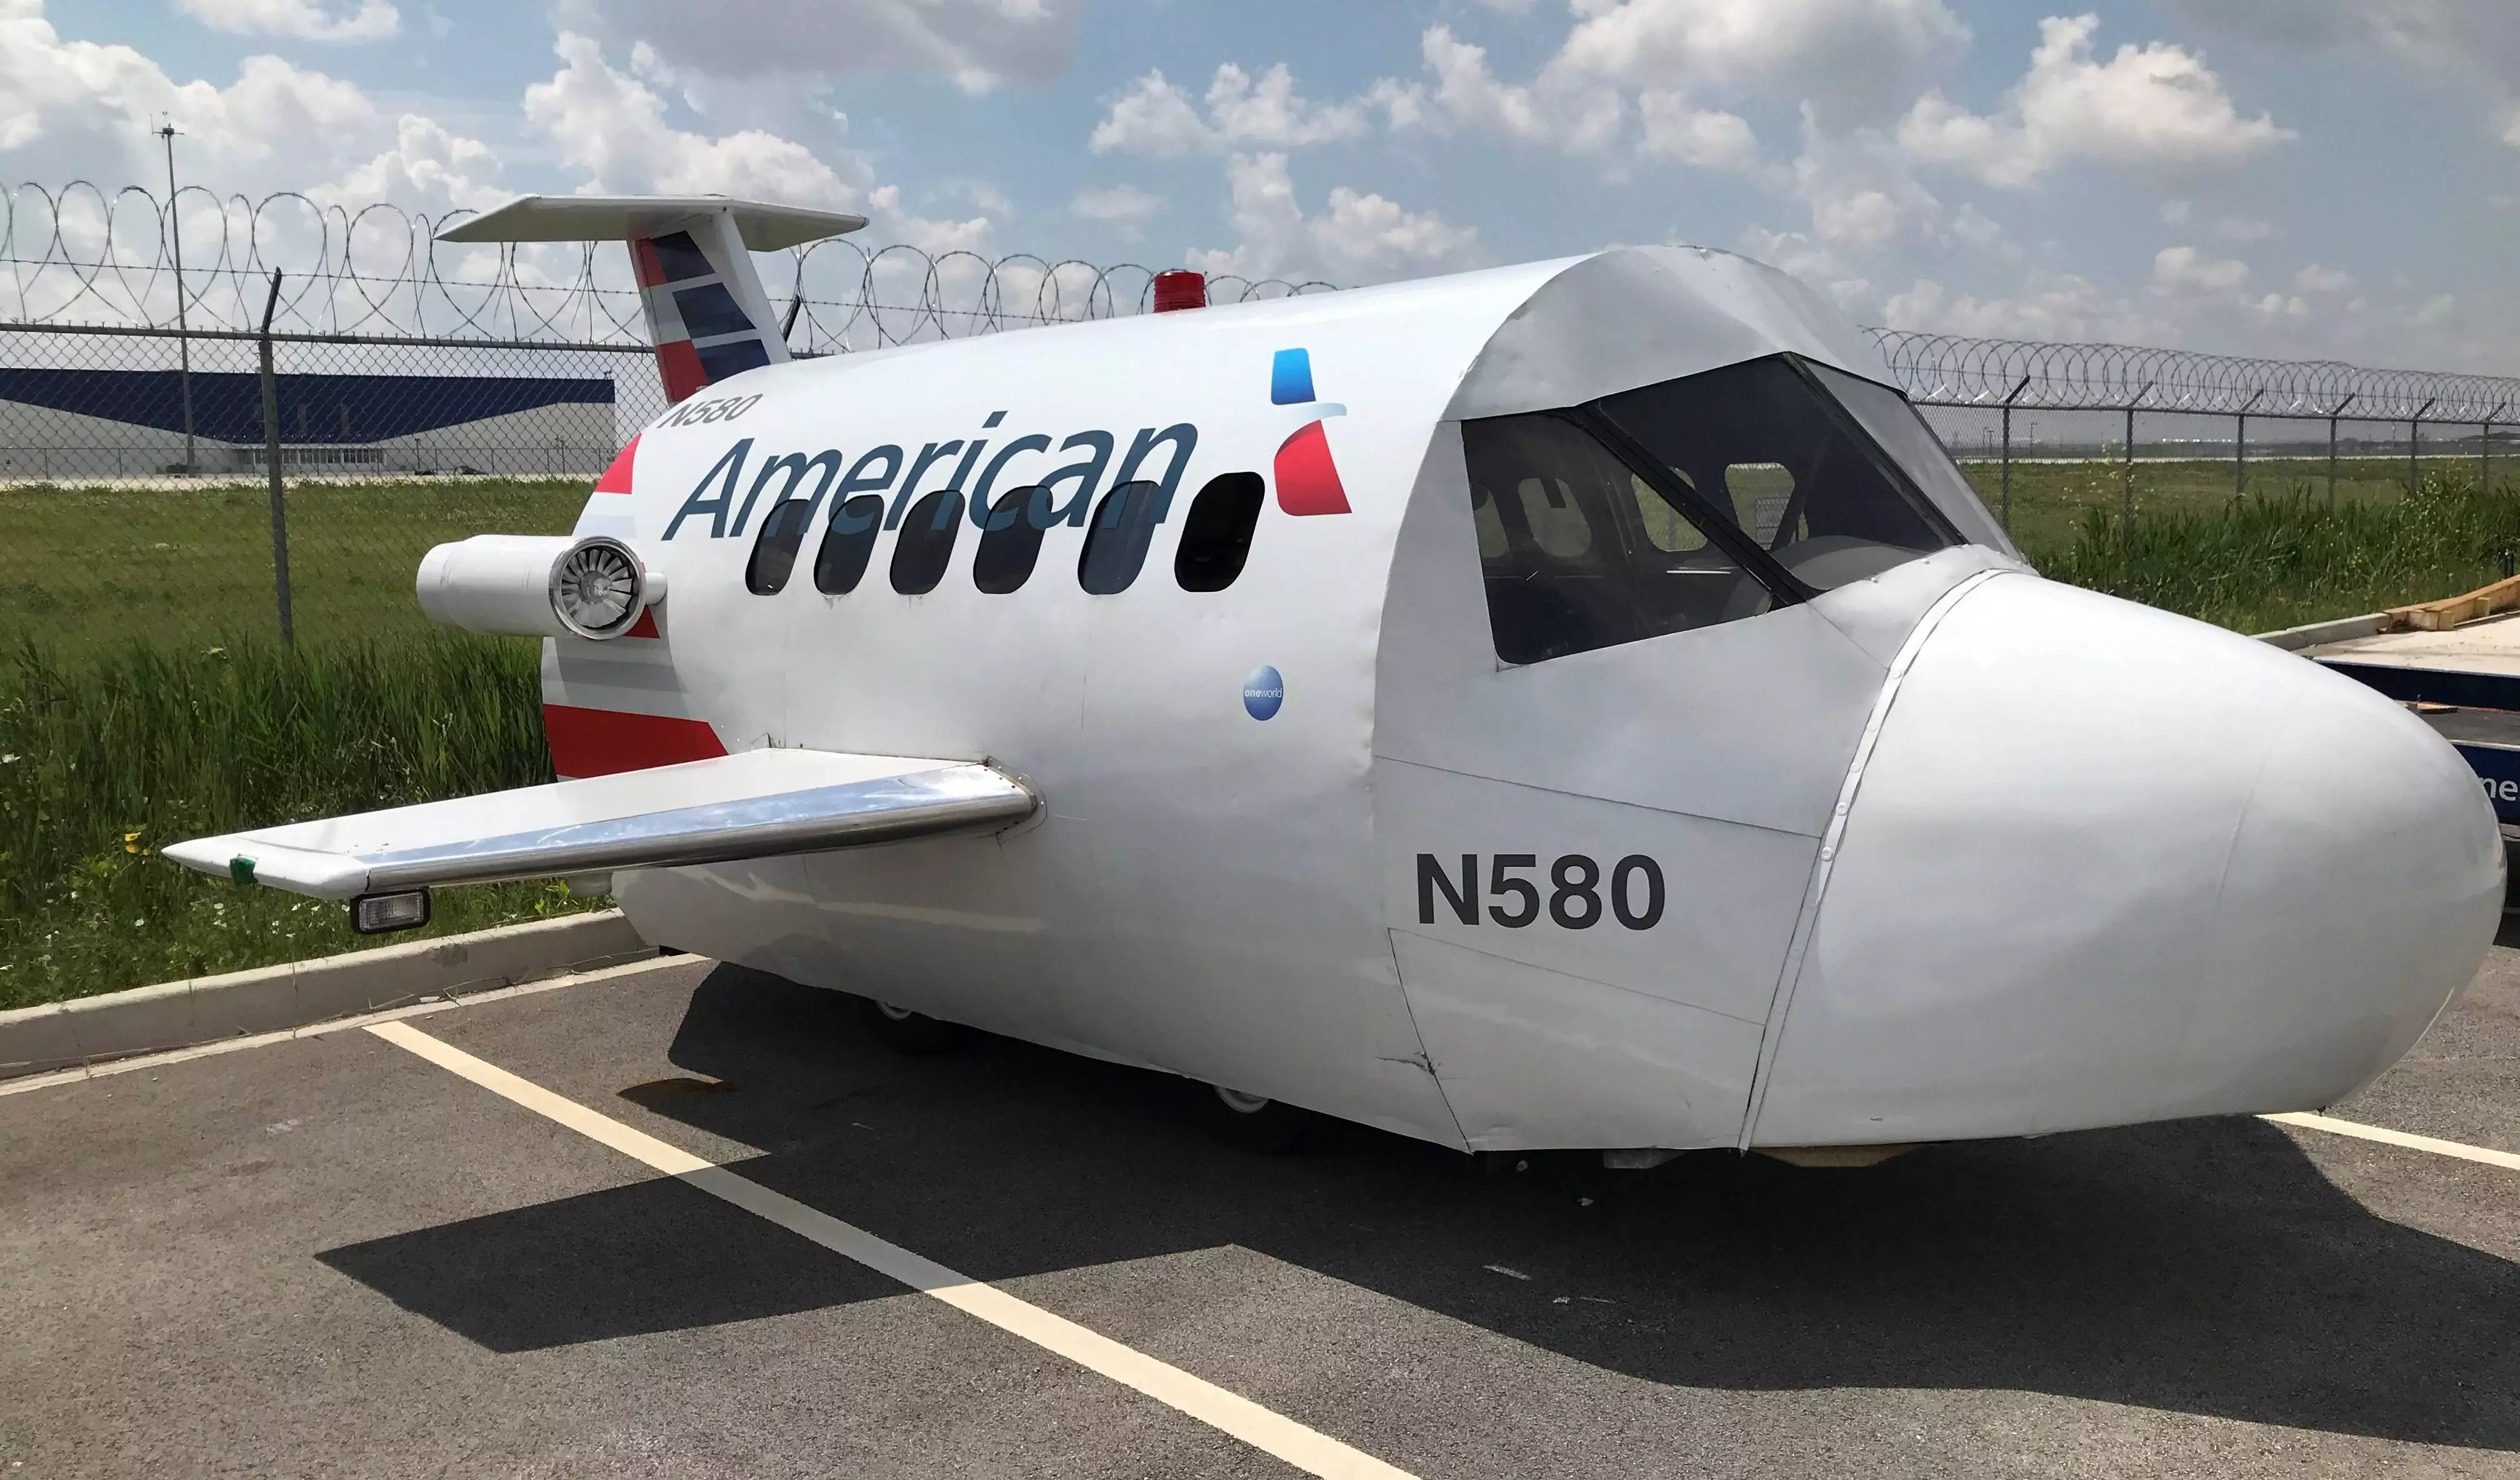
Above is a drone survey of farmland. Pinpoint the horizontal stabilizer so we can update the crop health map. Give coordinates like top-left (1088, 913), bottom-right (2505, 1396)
top-left (162, 750), bottom-right (1037, 900)
top-left (436, 196), bottom-right (867, 251)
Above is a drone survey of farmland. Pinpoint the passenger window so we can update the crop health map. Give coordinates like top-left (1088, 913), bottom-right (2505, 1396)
top-left (1471, 484), bottom-right (1509, 560)
top-left (812, 495), bottom-right (884, 594)
top-left (1629, 474), bottom-right (1707, 554)
top-left (1174, 472), bottom-right (1263, 592)
top-left (1516, 478), bottom-right (1592, 558)
top-left (1598, 356), bottom-right (1961, 591)
top-left (1078, 480), bottom-right (1160, 595)
top-left (890, 489), bottom-right (963, 595)
top-left (1461, 413), bottom-right (1772, 666)
top-left (972, 487), bottom-right (1044, 594)
top-left (745, 498), bottom-right (818, 594)
top-left (1725, 462), bottom-right (1798, 545)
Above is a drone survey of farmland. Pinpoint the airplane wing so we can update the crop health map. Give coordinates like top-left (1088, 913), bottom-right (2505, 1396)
top-left (163, 749), bottom-right (1038, 901)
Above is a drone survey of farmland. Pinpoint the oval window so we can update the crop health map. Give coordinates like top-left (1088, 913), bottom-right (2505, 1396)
top-left (813, 494), bottom-right (885, 594)
top-left (745, 498), bottom-right (818, 594)
top-left (891, 489), bottom-right (964, 595)
top-left (972, 486), bottom-right (1044, 594)
top-left (1174, 472), bottom-right (1263, 592)
top-left (1078, 480), bottom-right (1160, 595)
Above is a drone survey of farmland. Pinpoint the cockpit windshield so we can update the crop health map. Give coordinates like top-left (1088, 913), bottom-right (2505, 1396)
top-left (1460, 353), bottom-right (2008, 668)
top-left (1594, 355), bottom-right (1969, 591)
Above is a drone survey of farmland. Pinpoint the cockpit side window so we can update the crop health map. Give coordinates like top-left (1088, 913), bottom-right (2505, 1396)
top-left (1461, 414), bottom-right (1773, 667)
top-left (1594, 355), bottom-right (1963, 592)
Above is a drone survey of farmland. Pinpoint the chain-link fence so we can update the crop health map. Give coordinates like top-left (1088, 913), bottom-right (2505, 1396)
top-left (6, 182), bottom-right (2518, 650)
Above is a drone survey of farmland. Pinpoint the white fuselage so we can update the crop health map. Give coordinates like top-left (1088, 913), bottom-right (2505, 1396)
top-left (545, 248), bottom-right (2501, 1154)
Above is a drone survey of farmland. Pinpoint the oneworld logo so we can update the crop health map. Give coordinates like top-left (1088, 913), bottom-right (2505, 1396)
top-left (1242, 665), bottom-right (1285, 721)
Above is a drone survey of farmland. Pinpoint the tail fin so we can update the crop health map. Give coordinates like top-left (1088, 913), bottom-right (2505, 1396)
top-left (438, 196), bottom-right (866, 404)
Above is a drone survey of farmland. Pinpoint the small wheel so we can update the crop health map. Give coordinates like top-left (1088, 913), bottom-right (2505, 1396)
top-left (1199, 1084), bottom-right (1314, 1154)
top-left (859, 997), bottom-right (959, 1055)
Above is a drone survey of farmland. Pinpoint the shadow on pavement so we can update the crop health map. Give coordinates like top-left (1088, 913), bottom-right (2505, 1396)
top-left (322, 963), bottom-right (2520, 1451)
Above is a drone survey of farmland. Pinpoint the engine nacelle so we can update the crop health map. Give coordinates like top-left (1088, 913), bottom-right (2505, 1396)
top-left (415, 534), bottom-right (666, 641)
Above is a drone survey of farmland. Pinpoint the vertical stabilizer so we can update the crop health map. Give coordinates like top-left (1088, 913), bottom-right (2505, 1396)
top-left (437, 196), bottom-right (867, 404)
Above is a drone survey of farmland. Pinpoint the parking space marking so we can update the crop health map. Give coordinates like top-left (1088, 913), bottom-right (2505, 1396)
top-left (2264, 1111), bottom-right (2520, 1172)
top-left (364, 1019), bottom-right (1419, 1480)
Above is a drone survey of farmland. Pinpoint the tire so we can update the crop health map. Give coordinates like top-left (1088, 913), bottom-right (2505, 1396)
top-left (1199, 1084), bottom-right (1314, 1154)
top-left (859, 997), bottom-right (960, 1055)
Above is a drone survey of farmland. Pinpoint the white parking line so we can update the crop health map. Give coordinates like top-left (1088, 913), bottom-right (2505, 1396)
top-left (364, 1019), bottom-right (1419, 1480)
top-left (2262, 1111), bottom-right (2520, 1172)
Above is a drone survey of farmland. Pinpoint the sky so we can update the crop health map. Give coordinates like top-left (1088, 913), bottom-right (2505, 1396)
top-left (6, 0), bottom-right (2518, 374)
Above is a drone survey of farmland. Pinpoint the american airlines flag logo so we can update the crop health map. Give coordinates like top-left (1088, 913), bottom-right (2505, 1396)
top-left (1270, 347), bottom-right (1350, 516)
top-left (631, 229), bottom-right (777, 404)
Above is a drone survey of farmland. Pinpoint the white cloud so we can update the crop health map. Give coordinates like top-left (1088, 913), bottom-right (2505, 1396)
top-left (2252, 292), bottom-right (2307, 319)
top-left (322, 112), bottom-right (503, 215)
top-left (1736, 224), bottom-right (1871, 309)
top-left (2158, 0), bottom-right (2520, 149)
top-left (2293, 263), bottom-right (2354, 294)
top-left (864, 183), bottom-right (990, 255)
top-left (1635, 93), bottom-right (1759, 170)
top-left (1882, 272), bottom-right (2160, 342)
top-left (2152, 244), bottom-right (2251, 294)
top-left (1787, 108), bottom-right (1942, 252)
top-left (1900, 14), bottom-right (2291, 186)
top-left (522, 32), bottom-right (866, 206)
top-left (1088, 71), bottom-right (1211, 158)
top-left (1070, 183), bottom-right (1163, 236)
top-left (0, 2), bottom-right (382, 186)
top-left (1404, 25), bottom-right (1624, 152)
top-left (1089, 63), bottom-right (1378, 157)
top-left (2415, 292), bottom-right (2456, 326)
top-left (174, 0), bottom-right (398, 43)
top-left (1186, 152), bottom-right (1476, 284)
top-left (1556, 0), bottom-right (1969, 124)
top-left (2215, 216), bottom-right (2274, 241)
top-left (554, 0), bottom-right (1081, 95)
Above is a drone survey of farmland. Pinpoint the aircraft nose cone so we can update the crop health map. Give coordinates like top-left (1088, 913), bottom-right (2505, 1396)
top-left (1752, 574), bottom-right (2503, 1148)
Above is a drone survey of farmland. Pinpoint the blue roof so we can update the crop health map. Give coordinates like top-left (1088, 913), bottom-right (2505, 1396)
top-left (0, 369), bottom-right (614, 444)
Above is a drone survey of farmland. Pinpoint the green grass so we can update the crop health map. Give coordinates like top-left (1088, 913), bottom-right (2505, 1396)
top-left (0, 632), bottom-right (598, 1012)
top-left (0, 478), bottom-right (590, 656)
top-left (1960, 454), bottom-right (2484, 556)
top-left (2011, 471), bottom-right (2520, 634)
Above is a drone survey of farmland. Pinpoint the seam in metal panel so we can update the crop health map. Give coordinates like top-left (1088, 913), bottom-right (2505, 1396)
top-left (1733, 566), bottom-right (2012, 1150)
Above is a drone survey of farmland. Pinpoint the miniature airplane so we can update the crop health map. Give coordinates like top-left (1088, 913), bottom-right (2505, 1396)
top-left (169, 194), bottom-right (2504, 1163)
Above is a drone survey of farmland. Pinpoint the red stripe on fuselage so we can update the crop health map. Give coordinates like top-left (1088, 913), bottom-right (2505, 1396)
top-left (656, 339), bottom-right (707, 404)
top-left (592, 434), bottom-right (639, 493)
top-left (544, 704), bottom-right (726, 779)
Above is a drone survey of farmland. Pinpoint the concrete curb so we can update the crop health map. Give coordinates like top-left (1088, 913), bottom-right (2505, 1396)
top-left (0, 910), bottom-right (655, 1081)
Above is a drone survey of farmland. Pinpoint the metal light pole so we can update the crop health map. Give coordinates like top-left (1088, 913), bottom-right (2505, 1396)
top-left (159, 121), bottom-right (196, 478)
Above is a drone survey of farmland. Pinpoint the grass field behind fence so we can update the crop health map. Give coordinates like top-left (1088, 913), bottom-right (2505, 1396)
top-left (0, 477), bottom-right (590, 655)
top-left (4, 461), bottom-right (2519, 1009)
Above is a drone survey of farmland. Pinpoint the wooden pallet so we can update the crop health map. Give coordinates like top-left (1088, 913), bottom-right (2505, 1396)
top-left (2383, 573), bottom-right (2520, 632)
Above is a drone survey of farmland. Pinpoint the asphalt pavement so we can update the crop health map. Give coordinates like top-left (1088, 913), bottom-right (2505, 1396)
top-left (6, 942), bottom-right (2520, 1478)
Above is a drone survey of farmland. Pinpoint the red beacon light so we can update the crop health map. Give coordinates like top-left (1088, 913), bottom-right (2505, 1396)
top-left (1152, 269), bottom-right (1206, 312)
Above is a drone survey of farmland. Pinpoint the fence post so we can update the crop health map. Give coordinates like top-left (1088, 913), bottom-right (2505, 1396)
top-left (2325, 394), bottom-right (2356, 506)
top-left (2000, 374), bottom-right (2030, 533)
top-left (2409, 399), bottom-right (2435, 496)
top-left (2121, 381), bottom-right (2152, 521)
top-left (258, 269), bottom-right (294, 646)
top-left (2234, 388), bottom-right (2265, 496)
top-left (2486, 402), bottom-right (2508, 494)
